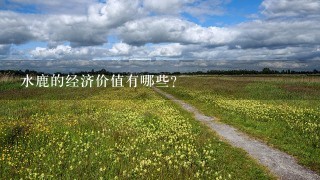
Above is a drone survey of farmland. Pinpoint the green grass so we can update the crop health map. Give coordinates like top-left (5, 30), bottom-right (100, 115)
top-left (162, 75), bottom-right (320, 174)
top-left (0, 81), bottom-right (274, 179)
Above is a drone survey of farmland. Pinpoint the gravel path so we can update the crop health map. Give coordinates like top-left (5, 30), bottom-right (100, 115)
top-left (153, 87), bottom-right (320, 180)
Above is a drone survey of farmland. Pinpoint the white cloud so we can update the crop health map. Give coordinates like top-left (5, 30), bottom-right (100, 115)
top-left (191, 45), bottom-right (320, 61)
top-left (0, 0), bottom-right (149, 47)
top-left (143, 0), bottom-right (192, 14)
top-left (30, 45), bottom-right (92, 60)
top-left (0, 12), bottom-right (35, 44)
top-left (1, 0), bottom-right (320, 61)
top-left (118, 17), bottom-right (237, 46)
top-left (0, 11), bottom-right (107, 46)
top-left (88, 0), bottom-right (145, 27)
top-left (232, 19), bottom-right (320, 49)
top-left (143, 0), bottom-right (226, 18)
top-left (261, 0), bottom-right (320, 18)
top-left (110, 43), bottom-right (135, 55)
top-left (149, 43), bottom-right (184, 57)
top-left (257, 61), bottom-right (307, 69)
top-left (43, 15), bottom-right (109, 47)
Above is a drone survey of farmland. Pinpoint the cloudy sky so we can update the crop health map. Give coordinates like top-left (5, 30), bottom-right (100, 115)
top-left (0, 0), bottom-right (320, 71)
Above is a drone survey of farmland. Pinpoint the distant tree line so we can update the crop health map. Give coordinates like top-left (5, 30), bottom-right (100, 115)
top-left (0, 68), bottom-right (319, 76)
top-left (199, 68), bottom-right (320, 75)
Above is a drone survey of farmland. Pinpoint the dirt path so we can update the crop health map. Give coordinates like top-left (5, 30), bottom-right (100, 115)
top-left (153, 87), bottom-right (320, 180)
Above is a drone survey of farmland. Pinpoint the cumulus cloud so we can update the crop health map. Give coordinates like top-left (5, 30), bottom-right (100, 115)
top-left (88, 0), bottom-right (145, 28)
top-left (149, 43), bottom-right (185, 57)
top-left (29, 43), bottom-right (149, 60)
top-left (190, 45), bottom-right (320, 61)
top-left (39, 0), bottom-right (146, 47)
top-left (0, 0), bottom-right (149, 47)
top-left (0, 12), bottom-right (110, 47)
top-left (143, 0), bottom-right (191, 14)
top-left (0, 0), bottom-right (320, 62)
top-left (109, 43), bottom-right (136, 56)
top-left (42, 15), bottom-right (109, 47)
top-left (261, 0), bottom-right (320, 18)
top-left (0, 12), bottom-right (35, 45)
top-left (231, 19), bottom-right (320, 49)
top-left (27, 42), bottom-right (320, 62)
top-left (143, 0), bottom-right (227, 18)
top-left (118, 17), bottom-right (237, 46)
top-left (30, 45), bottom-right (93, 60)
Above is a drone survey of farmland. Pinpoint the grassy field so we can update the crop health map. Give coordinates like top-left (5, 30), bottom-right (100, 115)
top-left (162, 75), bottom-right (320, 174)
top-left (0, 78), bottom-right (274, 179)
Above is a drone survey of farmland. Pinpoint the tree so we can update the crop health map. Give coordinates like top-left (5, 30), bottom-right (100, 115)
top-left (262, 68), bottom-right (272, 74)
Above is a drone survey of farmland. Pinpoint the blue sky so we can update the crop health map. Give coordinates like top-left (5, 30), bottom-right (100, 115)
top-left (0, 0), bottom-right (320, 71)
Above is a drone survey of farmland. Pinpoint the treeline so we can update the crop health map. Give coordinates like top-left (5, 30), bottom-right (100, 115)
top-left (195, 68), bottom-right (320, 75)
top-left (0, 68), bottom-right (319, 76)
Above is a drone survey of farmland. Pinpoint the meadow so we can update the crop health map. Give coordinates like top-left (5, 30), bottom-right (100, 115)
top-left (162, 75), bottom-right (320, 174)
top-left (0, 76), bottom-right (274, 179)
